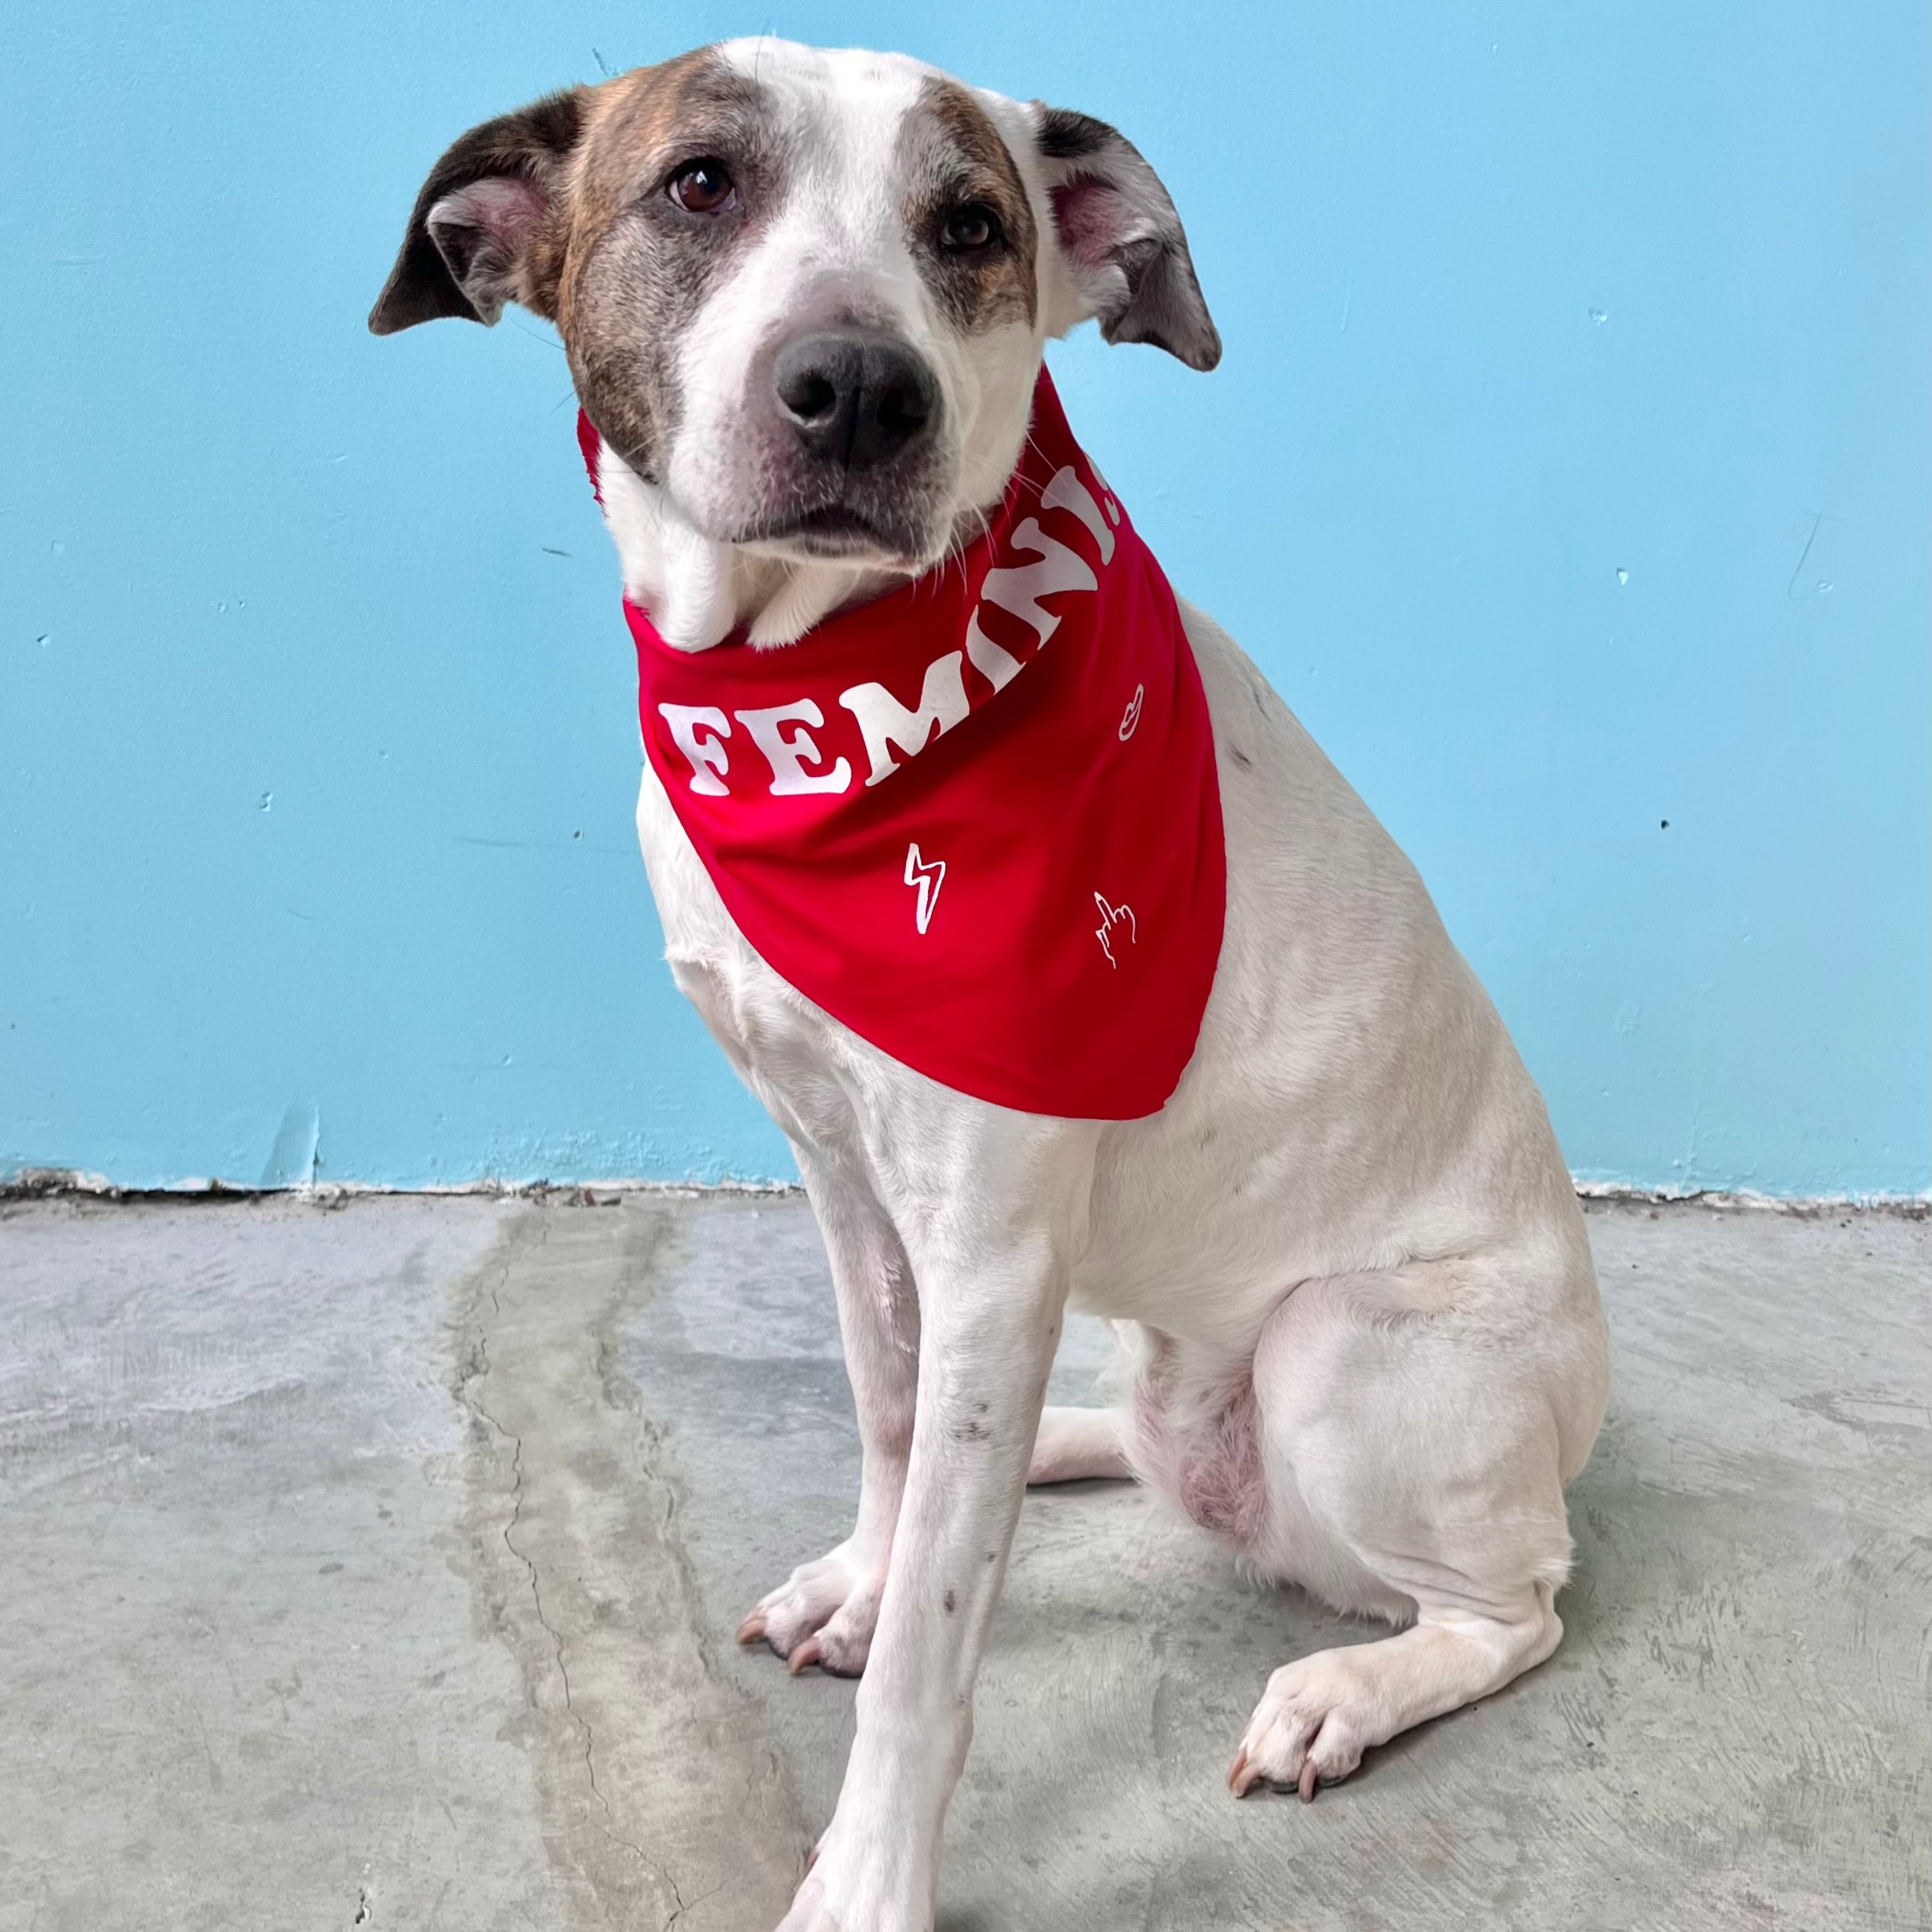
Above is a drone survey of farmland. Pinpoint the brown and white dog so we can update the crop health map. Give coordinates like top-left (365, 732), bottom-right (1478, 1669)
top-left (373, 40), bottom-right (1609, 1932)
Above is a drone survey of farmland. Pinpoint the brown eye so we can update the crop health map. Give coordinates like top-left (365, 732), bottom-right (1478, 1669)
top-left (939, 203), bottom-right (1001, 252)
top-left (668, 158), bottom-right (735, 214)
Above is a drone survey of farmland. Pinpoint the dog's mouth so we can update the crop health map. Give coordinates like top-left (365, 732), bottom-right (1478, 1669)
top-left (733, 499), bottom-right (939, 570)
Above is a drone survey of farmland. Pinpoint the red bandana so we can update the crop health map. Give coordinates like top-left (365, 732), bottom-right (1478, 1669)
top-left (579, 372), bottom-right (1225, 1120)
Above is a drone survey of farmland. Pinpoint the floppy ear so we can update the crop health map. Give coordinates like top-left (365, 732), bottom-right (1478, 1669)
top-left (368, 88), bottom-right (585, 335)
top-left (1029, 105), bottom-right (1220, 372)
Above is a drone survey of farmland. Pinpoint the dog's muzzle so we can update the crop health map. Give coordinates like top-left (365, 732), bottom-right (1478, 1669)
top-left (739, 328), bottom-right (948, 563)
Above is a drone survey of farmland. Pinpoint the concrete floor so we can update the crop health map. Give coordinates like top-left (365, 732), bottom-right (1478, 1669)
top-left (0, 1192), bottom-right (1924, 1932)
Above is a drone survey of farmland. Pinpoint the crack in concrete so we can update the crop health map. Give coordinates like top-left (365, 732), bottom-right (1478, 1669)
top-left (464, 1230), bottom-right (685, 1916)
top-left (448, 1203), bottom-right (804, 1930)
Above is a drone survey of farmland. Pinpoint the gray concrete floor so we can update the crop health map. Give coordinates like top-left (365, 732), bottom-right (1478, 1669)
top-left (0, 1191), bottom-right (1924, 1932)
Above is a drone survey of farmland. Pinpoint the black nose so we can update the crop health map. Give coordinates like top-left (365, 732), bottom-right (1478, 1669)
top-left (772, 329), bottom-right (939, 470)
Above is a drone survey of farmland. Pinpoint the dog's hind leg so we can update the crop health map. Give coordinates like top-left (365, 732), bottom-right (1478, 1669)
top-left (1228, 1245), bottom-right (1604, 1800)
top-left (1229, 1579), bottom-right (1563, 1800)
top-left (1027, 1405), bottom-right (1132, 1483)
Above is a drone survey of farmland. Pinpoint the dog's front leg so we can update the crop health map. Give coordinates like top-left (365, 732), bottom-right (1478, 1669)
top-left (779, 1113), bottom-right (1099, 1932)
top-left (739, 1144), bottom-right (920, 1674)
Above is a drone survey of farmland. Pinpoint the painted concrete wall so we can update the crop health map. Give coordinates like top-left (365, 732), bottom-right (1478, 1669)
top-left (4, 2), bottom-right (1926, 1196)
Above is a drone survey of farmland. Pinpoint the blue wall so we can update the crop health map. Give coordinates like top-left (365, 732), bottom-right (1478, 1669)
top-left (3, 3), bottom-right (1926, 1196)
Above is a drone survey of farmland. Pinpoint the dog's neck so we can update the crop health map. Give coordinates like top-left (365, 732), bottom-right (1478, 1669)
top-left (594, 448), bottom-right (960, 653)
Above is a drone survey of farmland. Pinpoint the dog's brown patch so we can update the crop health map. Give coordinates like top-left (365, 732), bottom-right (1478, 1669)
top-left (556, 48), bottom-right (785, 484)
top-left (898, 77), bottom-right (1039, 337)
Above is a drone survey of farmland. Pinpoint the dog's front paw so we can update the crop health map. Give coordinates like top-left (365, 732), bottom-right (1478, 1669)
top-left (1228, 1649), bottom-right (1374, 1801)
top-left (737, 1541), bottom-right (884, 1676)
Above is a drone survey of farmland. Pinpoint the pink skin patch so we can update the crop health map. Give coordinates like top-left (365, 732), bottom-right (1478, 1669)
top-left (1048, 178), bottom-right (1123, 271)
top-left (1130, 1347), bottom-right (1268, 1548)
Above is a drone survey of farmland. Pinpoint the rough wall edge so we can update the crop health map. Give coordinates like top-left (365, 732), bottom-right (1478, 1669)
top-left (1570, 1181), bottom-right (1928, 1217)
top-left (2, 1166), bottom-right (1926, 1217)
top-left (0, 1167), bottom-right (805, 1205)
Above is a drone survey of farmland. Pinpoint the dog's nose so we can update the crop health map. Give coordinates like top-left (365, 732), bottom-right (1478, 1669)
top-left (772, 330), bottom-right (939, 470)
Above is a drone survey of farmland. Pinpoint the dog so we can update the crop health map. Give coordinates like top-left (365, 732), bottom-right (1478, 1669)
top-left (372, 40), bottom-right (1610, 1932)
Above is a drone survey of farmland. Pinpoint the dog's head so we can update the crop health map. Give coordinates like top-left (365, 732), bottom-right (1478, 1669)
top-left (371, 41), bottom-right (1217, 631)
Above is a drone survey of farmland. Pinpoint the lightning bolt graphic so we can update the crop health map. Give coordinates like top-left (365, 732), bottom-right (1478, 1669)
top-left (904, 843), bottom-right (945, 935)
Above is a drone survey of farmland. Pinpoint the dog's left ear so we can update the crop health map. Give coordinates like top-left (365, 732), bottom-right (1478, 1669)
top-left (1029, 105), bottom-right (1221, 371)
top-left (368, 88), bottom-right (586, 335)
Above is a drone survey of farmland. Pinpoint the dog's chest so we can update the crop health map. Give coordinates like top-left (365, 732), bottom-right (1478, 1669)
top-left (633, 763), bottom-right (869, 1149)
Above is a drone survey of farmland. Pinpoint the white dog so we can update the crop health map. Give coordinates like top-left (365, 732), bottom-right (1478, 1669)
top-left (373, 41), bottom-right (1609, 1932)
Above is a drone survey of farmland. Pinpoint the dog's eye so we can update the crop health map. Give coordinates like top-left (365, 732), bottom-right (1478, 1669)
top-left (939, 203), bottom-right (1001, 252)
top-left (667, 158), bottom-right (736, 215)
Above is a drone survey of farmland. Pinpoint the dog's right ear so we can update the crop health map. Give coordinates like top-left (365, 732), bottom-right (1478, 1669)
top-left (368, 89), bottom-right (586, 335)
